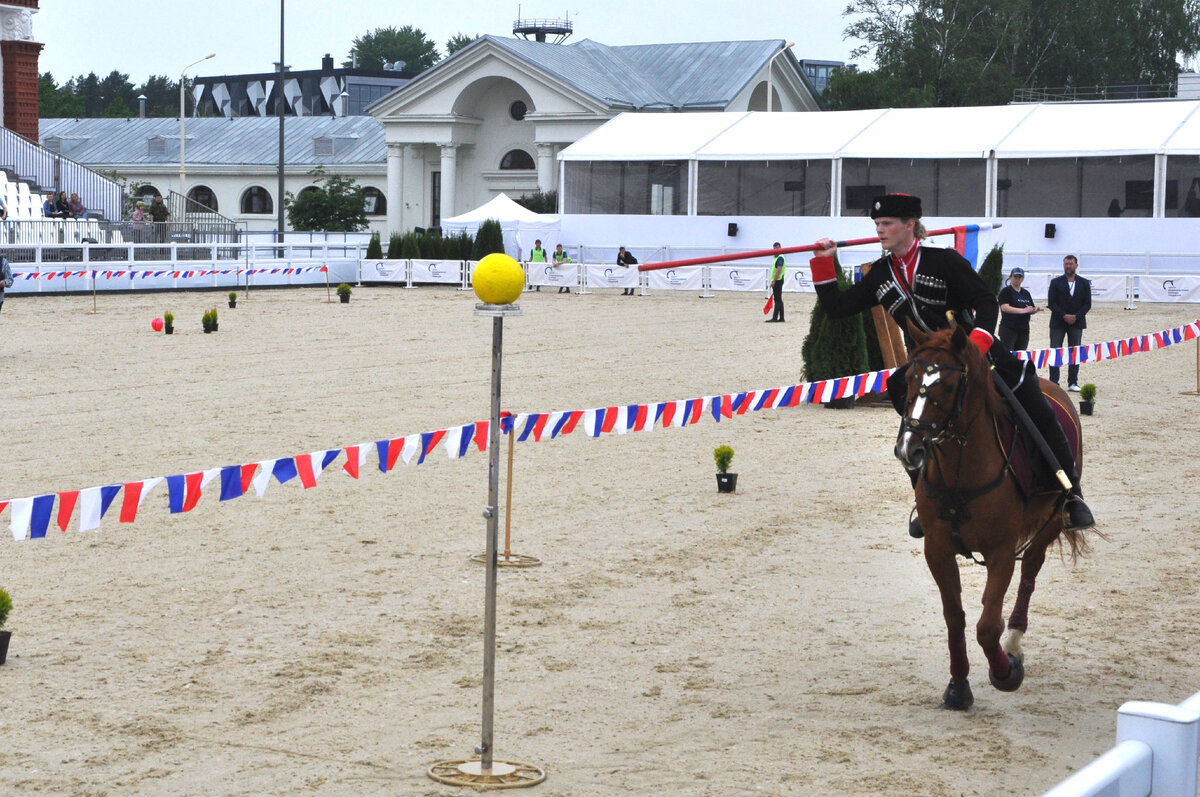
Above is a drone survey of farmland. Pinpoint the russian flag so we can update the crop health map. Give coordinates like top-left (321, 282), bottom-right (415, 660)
top-left (952, 224), bottom-right (993, 270)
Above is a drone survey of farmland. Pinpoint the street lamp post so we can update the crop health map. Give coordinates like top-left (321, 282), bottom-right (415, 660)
top-left (765, 41), bottom-right (796, 112)
top-left (179, 53), bottom-right (216, 206)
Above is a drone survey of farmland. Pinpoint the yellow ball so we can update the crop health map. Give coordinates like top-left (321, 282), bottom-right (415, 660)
top-left (472, 253), bottom-right (525, 305)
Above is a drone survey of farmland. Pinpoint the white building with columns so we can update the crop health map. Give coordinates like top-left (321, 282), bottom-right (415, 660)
top-left (368, 36), bottom-right (819, 233)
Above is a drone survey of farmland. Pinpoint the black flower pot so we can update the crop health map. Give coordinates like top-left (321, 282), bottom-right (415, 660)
top-left (228, 300), bottom-right (236, 308)
top-left (213, 322), bottom-right (218, 332)
top-left (716, 473), bottom-right (738, 493)
top-left (340, 294), bottom-right (350, 303)
top-left (0, 629), bottom-right (11, 665)
top-left (164, 327), bottom-right (174, 335)
top-left (1079, 401), bottom-right (1093, 415)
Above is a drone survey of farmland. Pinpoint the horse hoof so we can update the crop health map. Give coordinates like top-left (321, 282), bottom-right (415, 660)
top-left (941, 678), bottom-right (974, 710)
top-left (989, 654), bottom-right (1025, 693)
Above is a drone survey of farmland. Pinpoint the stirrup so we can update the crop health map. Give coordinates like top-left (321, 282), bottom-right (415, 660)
top-left (908, 506), bottom-right (924, 539)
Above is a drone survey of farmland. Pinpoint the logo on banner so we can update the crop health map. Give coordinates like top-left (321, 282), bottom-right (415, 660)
top-left (1162, 279), bottom-right (1185, 299)
top-left (426, 263), bottom-right (442, 278)
top-left (373, 261), bottom-right (397, 278)
top-left (727, 269), bottom-right (753, 288)
top-left (791, 271), bottom-right (812, 289)
top-left (664, 269), bottom-right (688, 286)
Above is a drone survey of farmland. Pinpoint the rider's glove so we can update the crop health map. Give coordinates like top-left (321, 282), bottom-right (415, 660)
top-left (968, 328), bottom-right (993, 355)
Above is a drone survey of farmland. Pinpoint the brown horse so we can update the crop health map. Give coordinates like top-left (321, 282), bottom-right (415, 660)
top-left (895, 324), bottom-right (1090, 710)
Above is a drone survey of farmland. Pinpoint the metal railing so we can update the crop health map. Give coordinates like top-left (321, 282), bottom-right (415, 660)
top-left (1013, 82), bottom-right (1176, 103)
top-left (0, 127), bottom-right (122, 220)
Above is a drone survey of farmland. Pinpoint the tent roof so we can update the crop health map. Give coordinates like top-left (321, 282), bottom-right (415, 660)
top-left (558, 100), bottom-right (1200, 163)
top-left (443, 193), bottom-right (556, 224)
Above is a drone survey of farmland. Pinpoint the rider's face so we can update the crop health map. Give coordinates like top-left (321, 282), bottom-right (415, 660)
top-left (876, 217), bottom-right (916, 255)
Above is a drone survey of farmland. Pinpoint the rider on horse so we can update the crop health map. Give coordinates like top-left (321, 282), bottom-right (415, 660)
top-left (808, 193), bottom-right (1095, 537)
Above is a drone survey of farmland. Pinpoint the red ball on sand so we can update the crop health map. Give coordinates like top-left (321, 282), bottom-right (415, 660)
top-left (151, 317), bottom-right (164, 332)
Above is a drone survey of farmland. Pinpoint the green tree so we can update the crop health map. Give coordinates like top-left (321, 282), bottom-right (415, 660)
top-left (836, 0), bottom-right (1200, 109)
top-left (284, 167), bottom-right (369, 232)
top-left (979, 243), bottom-right (1004, 295)
top-left (386, 232), bottom-right (404, 259)
top-left (801, 255), bottom-right (869, 383)
top-left (345, 26), bottom-right (440, 72)
top-left (39, 72), bottom-right (84, 117)
top-left (365, 233), bottom-right (383, 260)
top-left (97, 70), bottom-right (137, 115)
top-left (515, 190), bottom-right (558, 214)
top-left (400, 232), bottom-right (421, 259)
top-left (471, 219), bottom-right (505, 260)
top-left (137, 75), bottom-right (182, 117)
top-left (446, 34), bottom-right (479, 56)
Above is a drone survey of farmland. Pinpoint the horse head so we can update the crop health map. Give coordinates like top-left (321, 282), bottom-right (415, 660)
top-left (894, 323), bottom-right (979, 472)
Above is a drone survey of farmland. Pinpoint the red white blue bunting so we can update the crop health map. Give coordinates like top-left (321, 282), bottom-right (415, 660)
top-left (4, 319), bottom-right (1197, 541)
top-left (18, 266), bottom-right (328, 281)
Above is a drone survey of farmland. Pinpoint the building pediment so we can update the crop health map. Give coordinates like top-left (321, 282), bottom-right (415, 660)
top-left (369, 39), bottom-right (611, 121)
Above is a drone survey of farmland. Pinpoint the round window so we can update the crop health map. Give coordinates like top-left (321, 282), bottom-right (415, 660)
top-left (509, 100), bottom-right (528, 121)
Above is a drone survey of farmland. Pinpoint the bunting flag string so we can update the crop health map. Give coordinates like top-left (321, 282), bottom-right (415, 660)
top-left (16, 267), bottom-right (328, 282)
top-left (3, 319), bottom-right (1197, 541)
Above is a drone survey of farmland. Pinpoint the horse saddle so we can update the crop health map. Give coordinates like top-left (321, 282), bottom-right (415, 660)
top-left (993, 390), bottom-right (1080, 499)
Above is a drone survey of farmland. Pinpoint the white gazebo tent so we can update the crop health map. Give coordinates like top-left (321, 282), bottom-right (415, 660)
top-left (442, 193), bottom-right (561, 260)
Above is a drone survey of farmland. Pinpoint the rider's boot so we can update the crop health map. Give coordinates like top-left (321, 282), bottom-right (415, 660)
top-left (1033, 390), bottom-right (1096, 530)
top-left (906, 468), bottom-right (923, 538)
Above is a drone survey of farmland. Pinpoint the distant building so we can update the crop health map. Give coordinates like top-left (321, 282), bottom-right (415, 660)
top-left (799, 59), bottom-right (842, 96)
top-left (1, 0), bottom-right (42, 141)
top-left (193, 54), bottom-right (413, 118)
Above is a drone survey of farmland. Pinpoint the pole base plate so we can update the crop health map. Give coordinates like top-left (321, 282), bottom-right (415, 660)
top-left (469, 552), bottom-right (543, 568)
top-left (428, 757), bottom-right (546, 789)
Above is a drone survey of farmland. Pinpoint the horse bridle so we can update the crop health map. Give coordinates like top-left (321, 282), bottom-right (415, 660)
top-left (902, 355), bottom-right (970, 445)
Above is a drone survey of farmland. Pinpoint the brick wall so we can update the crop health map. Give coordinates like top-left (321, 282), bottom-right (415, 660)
top-left (2, 39), bottom-right (41, 140)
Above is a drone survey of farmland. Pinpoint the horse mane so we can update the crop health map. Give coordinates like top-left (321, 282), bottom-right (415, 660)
top-left (910, 328), bottom-right (1006, 420)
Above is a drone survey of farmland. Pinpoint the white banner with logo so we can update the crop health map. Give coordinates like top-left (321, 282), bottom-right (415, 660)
top-left (1140, 276), bottom-right (1200, 302)
top-left (708, 266), bottom-right (767, 292)
top-left (585, 265), bottom-right (639, 289)
top-left (1089, 275), bottom-right (1128, 303)
top-left (528, 263), bottom-right (578, 287)
top-left (362, 260), bottom-right (408, 283)
top-left (783, 268), bottom-right (815, 293)
top-left (412, 260), bottom-right (462, 284)
top-left (648, 267), bottom-right (704, 291)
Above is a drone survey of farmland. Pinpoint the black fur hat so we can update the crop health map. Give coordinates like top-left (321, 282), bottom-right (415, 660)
top-left (870, 193), bottom-right (922, 219)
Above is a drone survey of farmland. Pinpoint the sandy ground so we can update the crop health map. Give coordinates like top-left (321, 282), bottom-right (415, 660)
top-left (0, 284), bottom-right (1198, 796)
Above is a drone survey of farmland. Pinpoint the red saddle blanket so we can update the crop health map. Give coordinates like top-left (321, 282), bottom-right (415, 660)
top-left (994, 391), bottom-right (1080, 499)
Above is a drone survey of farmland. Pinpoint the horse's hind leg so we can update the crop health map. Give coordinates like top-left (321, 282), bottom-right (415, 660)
top-left (1004, 535), bottom-right (1051, 664)
top-left (980, 552), bottom-right (1025, 692)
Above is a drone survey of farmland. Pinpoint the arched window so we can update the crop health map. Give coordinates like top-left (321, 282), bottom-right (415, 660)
top-left (240, 186), bottom-right (273, 214)
top-left (187, 185), bottom-right (219, 212)
top-left (500, 149), bottom-right (535, 170)
top-left (363, 186), bottom-right (387, 215)
top-left (136, 185), bottom-right (160, 204)
top-left (298, 185), bottom-right (321, 199)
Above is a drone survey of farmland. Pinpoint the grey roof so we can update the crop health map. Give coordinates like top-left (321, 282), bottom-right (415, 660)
top-left (38, 116), bottom-right (385, 167)
top-left (419, 36), bottom-right (793, 111)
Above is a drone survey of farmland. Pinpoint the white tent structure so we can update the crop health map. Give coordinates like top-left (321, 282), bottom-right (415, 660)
top-left (441, 193), bottom-right (561, 261)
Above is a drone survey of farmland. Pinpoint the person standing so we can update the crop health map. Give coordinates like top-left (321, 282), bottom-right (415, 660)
top-left (809, 193), bottom-right (1093, 537)
top-left (996, 266), bottom-right (1040, 351)
top-left (0, 253), bottom-right (12, 316)
top-left (616, 246), bottom-right (638, 295)
top-left (529, 238), bottom-right (547, 291)
top-left (1046, 254), bottom-right (1091, 391)
top-left (130, 201), bottom-right (147, 242)
top-left (766, 242), bottom-right (786, 322)
top-left (552, 243), bottom-right (572, 293)
top-left (148, 194), bottom-right (170, 243)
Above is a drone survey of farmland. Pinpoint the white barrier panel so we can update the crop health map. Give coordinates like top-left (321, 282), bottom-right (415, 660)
top-left (1140, 276), bottom-right (1200, 302)
top-left (411, 260), bottom-right (462, 284)
top-left (362, 260), bottom-right (408, 283)
top-left (648, 267), bottom-right (703, 291)
top-left (784, 268), bottom-right (815, 293)
top-left (708, 266), bottom-right (766, 292)
top-left (528, 263), bottom-right (578, 288)
top-left (585, 264), bottom-right (639, 289)
top-left (1090, 275), bottom-right (1130, 303)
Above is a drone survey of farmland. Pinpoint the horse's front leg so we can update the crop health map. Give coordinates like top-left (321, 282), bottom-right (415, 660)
top-left (980, 551), bottom-right (1024, 692)
top-left (1004, 527), bottom-right (1052, 664)
top-left (924, 538), bottom-right (973, 710)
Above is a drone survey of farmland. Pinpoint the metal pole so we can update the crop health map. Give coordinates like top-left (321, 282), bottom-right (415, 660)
top-left (503, 416), bottom-right (515, 560)
top-left (479, 314), bottom-right (504, 772)
top-left (277, 0), bottom-right (286, 247)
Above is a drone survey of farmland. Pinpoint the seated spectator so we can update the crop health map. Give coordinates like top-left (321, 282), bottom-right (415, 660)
top-left (43, 193), bottom-right (68, 219)
top-left (0, 194), bottom-right (7, 221)
top-left (55, 191), bottom-right (72, 218)
top-left (67, 193), bottom-right (88, 219)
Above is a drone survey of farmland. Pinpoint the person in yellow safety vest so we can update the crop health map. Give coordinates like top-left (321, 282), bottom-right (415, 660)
top-left (766, 242), bottom-right (786, 322)
top-left (552, 243), bottom-right (573, 294)
top-left (530, 239), bottom-right (547, 291)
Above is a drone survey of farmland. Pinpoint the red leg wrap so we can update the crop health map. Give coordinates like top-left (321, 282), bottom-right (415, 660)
top-left (949, 633), bottom-right (969, 680)
top-left (985, 643), bottom-right (1011, 677)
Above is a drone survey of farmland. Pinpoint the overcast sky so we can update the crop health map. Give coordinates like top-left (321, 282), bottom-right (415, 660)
top-left (36, 1), bottom-right (868, 83)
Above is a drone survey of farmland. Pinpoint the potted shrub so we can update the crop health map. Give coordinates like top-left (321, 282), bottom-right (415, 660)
top-left (337, 283), bottom-right (352, 303)
top-left (202, 308), bottom-right (219, 333)
top-left (228, 291), bottom-right (237, 308)
top-left (211, 307), bottom-right (218, 332)
top-left (714, 445), bottom-right (737, 493)
top-left (1079, 383), bottom-right (1097, 415)
top-left (163, 310), bottom-right (174, 335)
top-left (0, 586), bottom-right (11, 665)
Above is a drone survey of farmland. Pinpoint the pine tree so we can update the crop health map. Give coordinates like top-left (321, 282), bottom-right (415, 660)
top-left (471, 219), bottom-right (505, 260)
top-left (365, 233), bottom-right (383, 260)
top-left (979, 243), bottom-right (1004, 295)
top-left (801, 254), bottom-right (869, 386)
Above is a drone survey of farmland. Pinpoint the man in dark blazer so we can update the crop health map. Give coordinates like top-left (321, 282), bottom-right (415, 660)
top-left (1046, 254), bottom-right (1091, 390)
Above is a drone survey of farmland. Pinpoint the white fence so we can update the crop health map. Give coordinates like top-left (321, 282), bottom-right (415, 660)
top-left (1043, 691), bottom-right (1200, 797)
